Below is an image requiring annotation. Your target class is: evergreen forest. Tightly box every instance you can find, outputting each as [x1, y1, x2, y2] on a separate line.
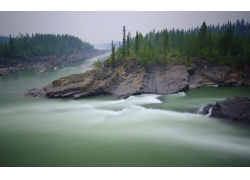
[108, 18, 250, 67]
[0, 33, 93, 59]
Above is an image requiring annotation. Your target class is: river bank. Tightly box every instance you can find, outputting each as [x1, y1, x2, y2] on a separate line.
[26, 58, 250, 99]
[25, 57, 250, 125]
[0, 49, 111, 76]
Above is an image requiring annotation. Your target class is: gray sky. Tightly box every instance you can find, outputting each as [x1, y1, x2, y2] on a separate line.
[0, 11, 250, 44]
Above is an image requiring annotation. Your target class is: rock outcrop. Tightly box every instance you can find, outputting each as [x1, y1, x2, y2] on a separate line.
[26, 58, 250, 99]
[188, 65, 231, 88]
[26, 59, 190, 99]
[188, 59, 250, 88]
[201, 97, 250, 125]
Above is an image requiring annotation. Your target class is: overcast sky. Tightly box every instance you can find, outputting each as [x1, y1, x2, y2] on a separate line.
[0, 11, 250, 45]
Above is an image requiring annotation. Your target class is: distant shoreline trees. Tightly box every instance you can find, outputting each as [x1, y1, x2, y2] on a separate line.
[0, 33, 94, 59]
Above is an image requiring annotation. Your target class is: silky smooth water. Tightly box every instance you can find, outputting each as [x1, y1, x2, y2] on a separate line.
[1, 55, 250, 167]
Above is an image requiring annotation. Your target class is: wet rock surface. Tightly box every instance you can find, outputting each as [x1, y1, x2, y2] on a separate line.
[201, 97, 250, 125]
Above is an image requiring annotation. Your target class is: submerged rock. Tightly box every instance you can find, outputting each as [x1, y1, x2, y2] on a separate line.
[25, 88, 46, 97]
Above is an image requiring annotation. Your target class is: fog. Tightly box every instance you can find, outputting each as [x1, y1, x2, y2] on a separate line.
[0, 11, 249, 45]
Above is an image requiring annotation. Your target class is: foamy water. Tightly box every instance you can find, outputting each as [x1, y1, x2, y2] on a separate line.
[1, 54, 250, 166]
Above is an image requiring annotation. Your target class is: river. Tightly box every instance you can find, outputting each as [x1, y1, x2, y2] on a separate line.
[1, 54, 250, 167]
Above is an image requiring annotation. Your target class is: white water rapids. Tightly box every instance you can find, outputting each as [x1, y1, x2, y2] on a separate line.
[0, 53, 250, 166]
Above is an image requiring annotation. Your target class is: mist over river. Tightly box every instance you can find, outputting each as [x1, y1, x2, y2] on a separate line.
[1, 53, 250, 167]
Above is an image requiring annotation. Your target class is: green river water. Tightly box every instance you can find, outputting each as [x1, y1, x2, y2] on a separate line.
[0, 54, 250, 167]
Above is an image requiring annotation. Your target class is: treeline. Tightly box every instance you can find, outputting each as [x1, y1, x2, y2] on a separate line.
[0, 33, 94, 58]
[186, 18, 250, 39]
[107, 19, 250, 67]
[0, 36, 9, 44]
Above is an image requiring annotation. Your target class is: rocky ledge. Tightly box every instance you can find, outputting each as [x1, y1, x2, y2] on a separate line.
[0, 49, 110, 76]
[189, 59, 250, 88]
[201, 97, 250, 125]
[26, 58, 250, 99]
[26, 59, 190, 98]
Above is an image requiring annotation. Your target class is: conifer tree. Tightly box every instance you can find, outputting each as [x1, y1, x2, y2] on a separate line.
[112, 41, 116, 65]
[198, 21, 208, 49]
[122, 26, 126, 58]
[222, 28, 234, 55]
[135, 31, 139, 54]
[127, 31, 131, 56]
[9, 35, 14, 57]
[163, 31, 171, 52]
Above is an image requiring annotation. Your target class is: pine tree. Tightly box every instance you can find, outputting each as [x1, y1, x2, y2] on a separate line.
[122, 26, 126, 59]
[127, 31, 131, 56]
[112, 41, 116, 65]
[110, 40, 116, 65]
[198, 21, 208, 49]
[222, 28, 234, 55]
[135, 31, 139, 54]
[163, 31, 171, 52]
[9, 35, 14, 57]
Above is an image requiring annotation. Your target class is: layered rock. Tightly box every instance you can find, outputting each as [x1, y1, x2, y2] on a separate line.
[188, 59, 250, 88]
[26, 57, 250, 99]
[188, 65, 231, 88]
[26, 59, 190, 99]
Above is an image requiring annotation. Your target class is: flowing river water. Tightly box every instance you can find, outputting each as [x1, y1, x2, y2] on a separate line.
[1, 54, 250, 167]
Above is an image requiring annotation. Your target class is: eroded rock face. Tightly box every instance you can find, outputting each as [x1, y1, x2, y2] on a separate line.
[188, 60, 250, 88]
[26, 58, 250, 100]
[27, 60, 191, 99]
[201, 97, 250, 125]
[188, 65, 231, 88]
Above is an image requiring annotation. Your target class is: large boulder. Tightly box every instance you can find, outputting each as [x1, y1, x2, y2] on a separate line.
[202, 97, 250, 125]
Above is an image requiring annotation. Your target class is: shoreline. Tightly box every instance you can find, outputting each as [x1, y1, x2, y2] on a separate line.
[0, 49, 111, 76]
[25, 58, 250, 99]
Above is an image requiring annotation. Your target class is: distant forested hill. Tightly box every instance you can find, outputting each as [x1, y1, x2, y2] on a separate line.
[0, 33, 94, 58]
[186, 18, 250, 39]
[94, 41, 121, 50]
[0, 36, 9, 44]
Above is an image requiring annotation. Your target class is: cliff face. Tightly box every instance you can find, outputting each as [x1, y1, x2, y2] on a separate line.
[26, 59, 250, 99]
[189, 59, 250, 88]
